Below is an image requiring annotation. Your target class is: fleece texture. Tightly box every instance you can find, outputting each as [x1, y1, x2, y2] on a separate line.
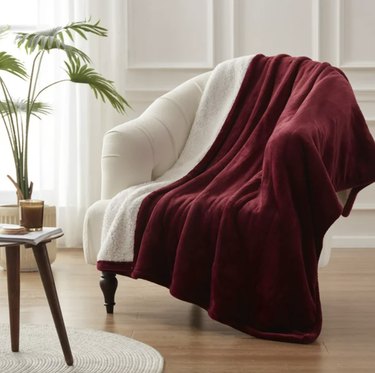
[98, 54, 375, 343]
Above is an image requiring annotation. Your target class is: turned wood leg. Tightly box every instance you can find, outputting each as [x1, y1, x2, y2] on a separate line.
[32, 243, 74, 366]
[100, 271, 118, 314]
[5, 245, 20, 352]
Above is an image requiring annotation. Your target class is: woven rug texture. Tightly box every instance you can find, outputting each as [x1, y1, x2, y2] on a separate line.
[0, 324, 164, 373]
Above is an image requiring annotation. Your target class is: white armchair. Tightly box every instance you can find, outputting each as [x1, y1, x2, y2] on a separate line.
[83, 71, 333, 269]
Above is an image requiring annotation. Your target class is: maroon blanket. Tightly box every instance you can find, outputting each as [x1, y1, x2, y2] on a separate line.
[98, 54, 375, 343]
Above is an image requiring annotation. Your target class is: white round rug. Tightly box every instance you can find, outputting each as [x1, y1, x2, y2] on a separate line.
[0, 324, 164, 373]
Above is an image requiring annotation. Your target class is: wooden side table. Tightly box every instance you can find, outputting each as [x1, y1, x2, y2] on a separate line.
[0, 233, 73, 366]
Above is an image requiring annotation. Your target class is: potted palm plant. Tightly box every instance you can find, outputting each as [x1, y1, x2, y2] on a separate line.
[0, 19, 128, 270]
[0, 19, 128, 200]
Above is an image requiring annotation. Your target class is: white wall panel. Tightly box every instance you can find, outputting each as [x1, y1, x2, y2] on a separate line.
[344, 70, 375, 90]
[354, 124, 375, 207]
[318, 0, 339, 63]
[368, 119, 375, 137]
[235, 0, 314, 57]
[354, 185, 375, 208]
[331, 210, 375, 249]
[339, 0, 375, 68]
[355, 90, 375, 120]
[127, 0, 213, 69]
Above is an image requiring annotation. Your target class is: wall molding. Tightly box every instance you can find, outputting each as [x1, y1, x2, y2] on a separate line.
[231, 0, 240, 57]
[311, 0, 321, 60]
[352, 203, 375, 211]
[331, 235, 375, 249]
[337, 0, 375, 68]
[354, 89, 375, 99]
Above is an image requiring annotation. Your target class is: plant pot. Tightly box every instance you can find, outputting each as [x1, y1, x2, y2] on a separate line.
[0, 204, 57, 272]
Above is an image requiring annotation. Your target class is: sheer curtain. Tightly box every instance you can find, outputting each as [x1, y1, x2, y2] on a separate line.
[36, 0, 127, 247]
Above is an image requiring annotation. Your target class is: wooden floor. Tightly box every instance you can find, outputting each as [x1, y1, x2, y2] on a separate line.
[0, 248, 374, 372]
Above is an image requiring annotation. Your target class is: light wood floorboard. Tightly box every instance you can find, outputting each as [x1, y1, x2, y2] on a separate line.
[0, 248, 374, 372]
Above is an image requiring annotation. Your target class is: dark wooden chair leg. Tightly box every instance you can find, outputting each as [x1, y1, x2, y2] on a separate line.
[5, 245, 20, 352]
[100, 271, 118, 314]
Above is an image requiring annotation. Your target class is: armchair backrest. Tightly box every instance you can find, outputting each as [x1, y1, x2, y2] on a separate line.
[101, 72, 210, 200]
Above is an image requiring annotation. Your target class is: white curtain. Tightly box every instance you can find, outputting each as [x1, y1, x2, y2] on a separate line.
[35, 0, 127, 247]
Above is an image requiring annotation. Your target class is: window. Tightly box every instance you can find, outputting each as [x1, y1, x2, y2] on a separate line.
[0, 1, 54, 204]
[0, 1, 38, 28]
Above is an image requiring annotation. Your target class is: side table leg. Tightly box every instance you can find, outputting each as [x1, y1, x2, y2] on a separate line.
[5, 245, 20, 352]
[32, 243, 73, 366]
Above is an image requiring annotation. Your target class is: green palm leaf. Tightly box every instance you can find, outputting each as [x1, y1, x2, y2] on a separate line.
[0, 99, 51, 118]
[65, 57, 129, 114]
[2, 19, 129, 200]
[0, 25, 9, 39]
[16, 29, 91, 63]
[0, 52, 27, 79]
[16, 27, 62, 52]
[16, 20, 107, 62]
[63, 19, 107, 40]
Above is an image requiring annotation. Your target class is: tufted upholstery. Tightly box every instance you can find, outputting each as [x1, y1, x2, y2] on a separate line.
[101, 72, 210, 199]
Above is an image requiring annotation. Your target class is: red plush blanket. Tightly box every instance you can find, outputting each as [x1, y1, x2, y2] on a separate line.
[98, 54, 375, 343]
